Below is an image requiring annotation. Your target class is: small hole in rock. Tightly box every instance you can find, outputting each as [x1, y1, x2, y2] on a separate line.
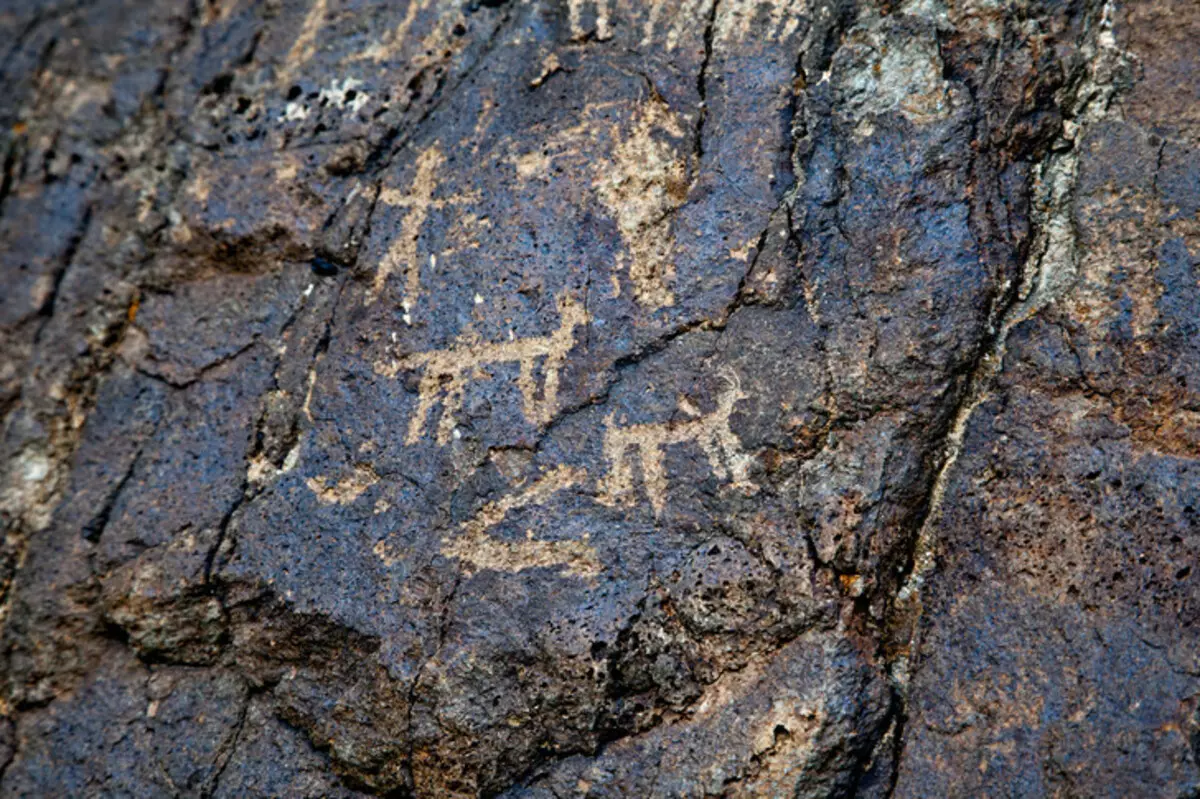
[311, 256, 340, 277]
[207, 73, 234, 95]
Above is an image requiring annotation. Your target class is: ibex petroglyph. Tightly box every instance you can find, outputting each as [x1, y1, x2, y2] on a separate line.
[598, 369, 753, 516]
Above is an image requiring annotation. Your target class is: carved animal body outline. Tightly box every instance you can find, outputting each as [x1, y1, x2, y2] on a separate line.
[599, 369, 753, 516]
[377, 294, 588, 445]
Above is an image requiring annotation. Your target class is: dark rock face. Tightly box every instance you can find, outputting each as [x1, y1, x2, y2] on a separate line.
[0, 0, 1195, 796]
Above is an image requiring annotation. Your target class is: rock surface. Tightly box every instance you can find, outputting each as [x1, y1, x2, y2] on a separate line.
[0, 0, 1196, 796]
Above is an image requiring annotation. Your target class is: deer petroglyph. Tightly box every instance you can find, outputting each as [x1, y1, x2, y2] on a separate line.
[599, 369, 753, 516]
[376, 294, 588, 445]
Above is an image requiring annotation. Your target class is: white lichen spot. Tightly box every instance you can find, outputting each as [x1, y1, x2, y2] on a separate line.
[282, 101, 309, 122]
[318, 77, 370, 115]
[19, 450, 51, 484]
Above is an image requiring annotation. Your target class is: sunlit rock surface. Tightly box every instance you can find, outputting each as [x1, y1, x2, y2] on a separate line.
[0, 0, 1196, 795]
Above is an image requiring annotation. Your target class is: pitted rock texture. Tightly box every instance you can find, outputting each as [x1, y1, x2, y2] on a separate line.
[0, 0, 1196, 796]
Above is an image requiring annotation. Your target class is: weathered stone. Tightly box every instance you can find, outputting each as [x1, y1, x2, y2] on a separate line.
[894, 2, 1200, 795]
[0, 0, 1196, 796]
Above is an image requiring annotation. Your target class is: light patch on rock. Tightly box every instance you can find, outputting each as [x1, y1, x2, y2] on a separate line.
[0, 448, 58, 534]
[729, 237, 758, 262]
[715, 0, 808, 46]
[642, 0, 713, 51]
[746, 699, 824, 792]
[594, 96, 690, 309]
[353, 0, 432, 63]
[438, 465, 599, 577]
[835, 26, 951, 125]
[306, 464, 379, 505]
[247, 442, 301, 486]
[529, 52, 562, 89]
[568, 0, 613, 41]
[186, 170, 212, 204]
[281, 0, 328, 83]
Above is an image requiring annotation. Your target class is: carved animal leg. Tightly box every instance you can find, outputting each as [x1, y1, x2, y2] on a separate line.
[598, 435, 635, 506]
[538, 353, 562, 425]
[435, 372, 468, 444]
[639, 444, 669, 517]
[405, 371, 442, 445]
[698, 431, 730, 481]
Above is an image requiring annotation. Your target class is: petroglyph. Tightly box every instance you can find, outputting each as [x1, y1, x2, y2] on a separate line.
[497, 95, 686, 307]
[306, 464, 379, 505]
[372, 144, 480, 306]
[568, 0, 613, 41]
[642, 0, 713, 50]
[357, 0, 432, 62]
[594, 97, 690, 309]
[502, 112, 612, 180]
[599, 370, 753, 516]
[351, 0, 463, 66]
[281, 0, 328, 82]
[376, 294, 589, 445]
[715, 0, 807, 45]
[438, 465, 600, 577]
